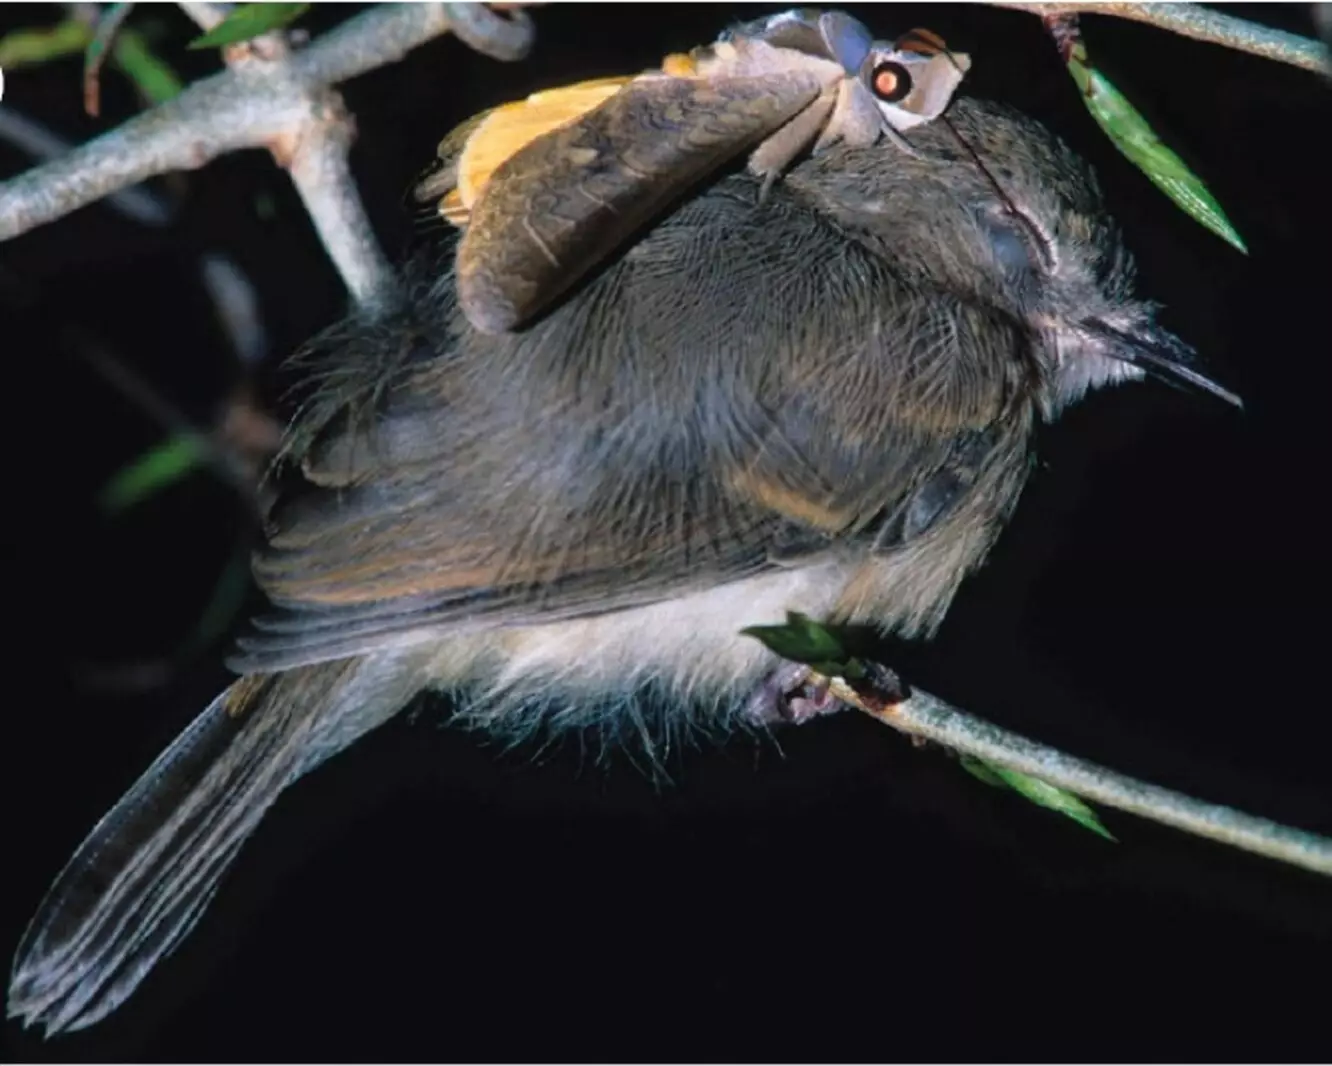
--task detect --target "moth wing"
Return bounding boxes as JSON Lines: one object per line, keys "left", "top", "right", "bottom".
{"left": 412, "top": 107, "right": 496, "bottom": 207}
{"left": 455, "top": 69, "right": 828, "bottom": 334}
{"left": 458, "top": 78, "right": 634, "bottom": 214}
{"left": 413, "top": 76, "right": 633, "bottom": 219}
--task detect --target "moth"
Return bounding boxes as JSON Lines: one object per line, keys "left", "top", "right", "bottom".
{"left": 413, "top": 8, "right": 972, "bottom": 335}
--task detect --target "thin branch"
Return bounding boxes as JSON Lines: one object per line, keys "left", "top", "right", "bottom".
{"left": 83, "top": 2, "right": 136, "bottom": 118}
{"left": 987, "top": 2, "right": 1329, "bottom": 73}
{"left": 826, "top": 678, "right": 1332, "bottom": 878}
{"left": 278, "top": 90, "right": 393, "bottom": 309}
{"left": 0, "top": 103, "right": 270, "bottom": 364}
{"left": 288, "top": 2, "right": 532, "bottom": 84}
{"left": 0, "top": 3, "right": 535, "bottom": 310}
{"left": 74, "top": 335, "right": 258, "bottom": 506}
{"left": 179, "top": 2, "right": 395, "bottom": 310}
{"left": 199, "top": 253, "right": 267, "bottom": 366}
{"left": 0, "top": 106, "right": 171, "bottom": 225}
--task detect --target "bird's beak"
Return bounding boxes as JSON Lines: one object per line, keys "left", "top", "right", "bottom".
{"left": 1082, "top": 317, "right": 1244, "bottom": 410}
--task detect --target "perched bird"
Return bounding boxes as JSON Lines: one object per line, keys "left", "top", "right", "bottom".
{"left": 8, "top": 96, "right": 1238, "bottom": 1036}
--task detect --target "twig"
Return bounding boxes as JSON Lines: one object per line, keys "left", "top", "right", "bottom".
{"left": 280, "top": 91, "right": 393, "bottom": 309}
{"left": 180, "top": 1, "right": 395, "bottom": 311}
{"left": 199, "top": 253, "right": 267, "bottom": 366}
{"left": 0, "top": 105, "right": 274, "bottom": 495}
{"left": 823, "top": 676, "right": 1332, "bottom": 878}
{"left": 0, "top": 106, "right": 171, "bottom": 225}
{"left": 74, "top": 335, "right": 258, "bottom": 506}
{"left": 0, "top": 102, "right": 269, "bottom": 361}
{"left": 0, "top": 3, "right": 535, "bottom": 309}
{"left": 986, "top": 2, "right": 1329, "bottom": 73}
{"left": 83, "top": 3, "right": 136, "bottom": 118}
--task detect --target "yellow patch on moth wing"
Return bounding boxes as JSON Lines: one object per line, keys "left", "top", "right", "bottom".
{"left": 660, "top": 52, "right": 698, "bottom": 77}
{"left": 440, "top": 190, "right": 469, "bottom": 227}
{"left": 565, "top": 147, "right": 601, "bottom": 167}
{"left": 414, "top": 109, "right": 492, "bottom": 205}
{"left": 452, "top": 77, "right": 631, "bottom": 214}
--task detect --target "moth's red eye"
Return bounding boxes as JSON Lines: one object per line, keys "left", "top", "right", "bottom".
{"left": 871, "top": 61, "right": 913, "bottom": 103}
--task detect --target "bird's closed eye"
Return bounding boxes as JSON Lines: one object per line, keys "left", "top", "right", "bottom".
{"left": 984, "top": 207, "right": 1056, "bottom": 279}
{"left": 987, "top": 222, "right": 1032, "bottom": 275}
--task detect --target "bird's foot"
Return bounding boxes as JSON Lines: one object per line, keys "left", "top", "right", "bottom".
{"left": 743, "top": 662, "right": 848, "bottom": 727}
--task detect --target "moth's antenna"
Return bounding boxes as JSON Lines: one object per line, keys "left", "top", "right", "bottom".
{"left": 890, "top": 29, "right": 1022, "bottom": 234}
{"left": 939, "top": 114, "right": 1043, "bottom": 245}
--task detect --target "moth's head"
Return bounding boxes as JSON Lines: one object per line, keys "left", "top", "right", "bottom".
{"left": 715, "top": 8, "right": 971, "bottom": 131}
{"left": 787, "top": 97, "right": 1241, "bottom": 416}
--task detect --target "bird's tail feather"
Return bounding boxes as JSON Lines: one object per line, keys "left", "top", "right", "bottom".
{"left": 8, "top": 654, "right": 423, "bottom": 1036}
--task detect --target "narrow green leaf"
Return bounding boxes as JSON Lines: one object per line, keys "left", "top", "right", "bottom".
{"left": 187, "top": 3, "right": 310, "bottom": 50}
{"left": 112, "top": 30, "right": 184, "bottom": 105}
{"left": 179, "top": 548, "right": 254, "bottom": 658}
{"left": 1066, "top": 46, "right": 1246, "bottom": 253}
{"left": 959, "top": 754, "right": 1008, "bottom": 789}
{"left": 0, "top": 20, "right": 91, "bottom": 68}
{"left": 989, "top": 765, "right": 1118, "bottom": 841}
{"left": 741, "top": 611, "right": 866, "bottom": 679}
{"left": 99, "top": 434, "right": 207, "bottom": 513}
{"left": 83, "top": 3, "right": 135, "bottom": 117}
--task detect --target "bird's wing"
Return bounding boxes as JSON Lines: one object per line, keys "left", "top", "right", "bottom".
{"left": 232, "top": 180, "right": 1026, "bottom": 674}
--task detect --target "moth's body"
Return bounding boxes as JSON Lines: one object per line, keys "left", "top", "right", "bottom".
{"left": 10, "top": 99, "right": 1231, "bottom": 1036}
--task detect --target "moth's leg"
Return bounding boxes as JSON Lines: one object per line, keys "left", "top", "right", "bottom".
{"left": 749, "top": 85, "right": 838, "bottom": 202}
{"left": 808, "top": 78, "right": 929, "bottom": 161}
{"left": 879, "top": 120, "right": 926, "bottom": 160}
{"left": 812, "top": 78, "right": 880, "bottom": 153}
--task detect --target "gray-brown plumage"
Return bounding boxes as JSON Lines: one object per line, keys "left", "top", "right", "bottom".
{"left": 8, "top": 97, "right": 1237, "bottom": 1037}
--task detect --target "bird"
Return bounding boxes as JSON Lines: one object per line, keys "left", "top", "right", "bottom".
{"left": 8, "top": 95, "right": 1240, "bottom": 1036}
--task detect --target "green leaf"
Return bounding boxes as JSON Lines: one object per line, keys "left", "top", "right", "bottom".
{"left": 83, "top": 3, "right": 134, "bottom": 117}
{"left": 112, "top": 30, "right": 184, "bottom": 105}
{"left": 179, "top": 548, "right": 254, "bottom": 659}
{"left": 984, "top": 763, "right": 1117, "bottom": 841}
{"left": 740, "top": 611, "right": 866, "bottom": 679}
{"left": 959, "top": 754, "right": 1008, "bottom": 789}
{"left": 99, "top": 434, "right": 207, "bottom": 513}
{"left": 187, "top": 3, "right": 310, "bottom": 50}
{"left": 0, "top": 19, "right": 91, "bottom": 68}
{"left": 1066, "top": 45, "right": 1246, "bottom": 254}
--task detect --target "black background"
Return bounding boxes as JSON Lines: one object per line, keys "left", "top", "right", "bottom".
{"left": 3, "top": 3, "right": 1330, "bottom": 1061}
